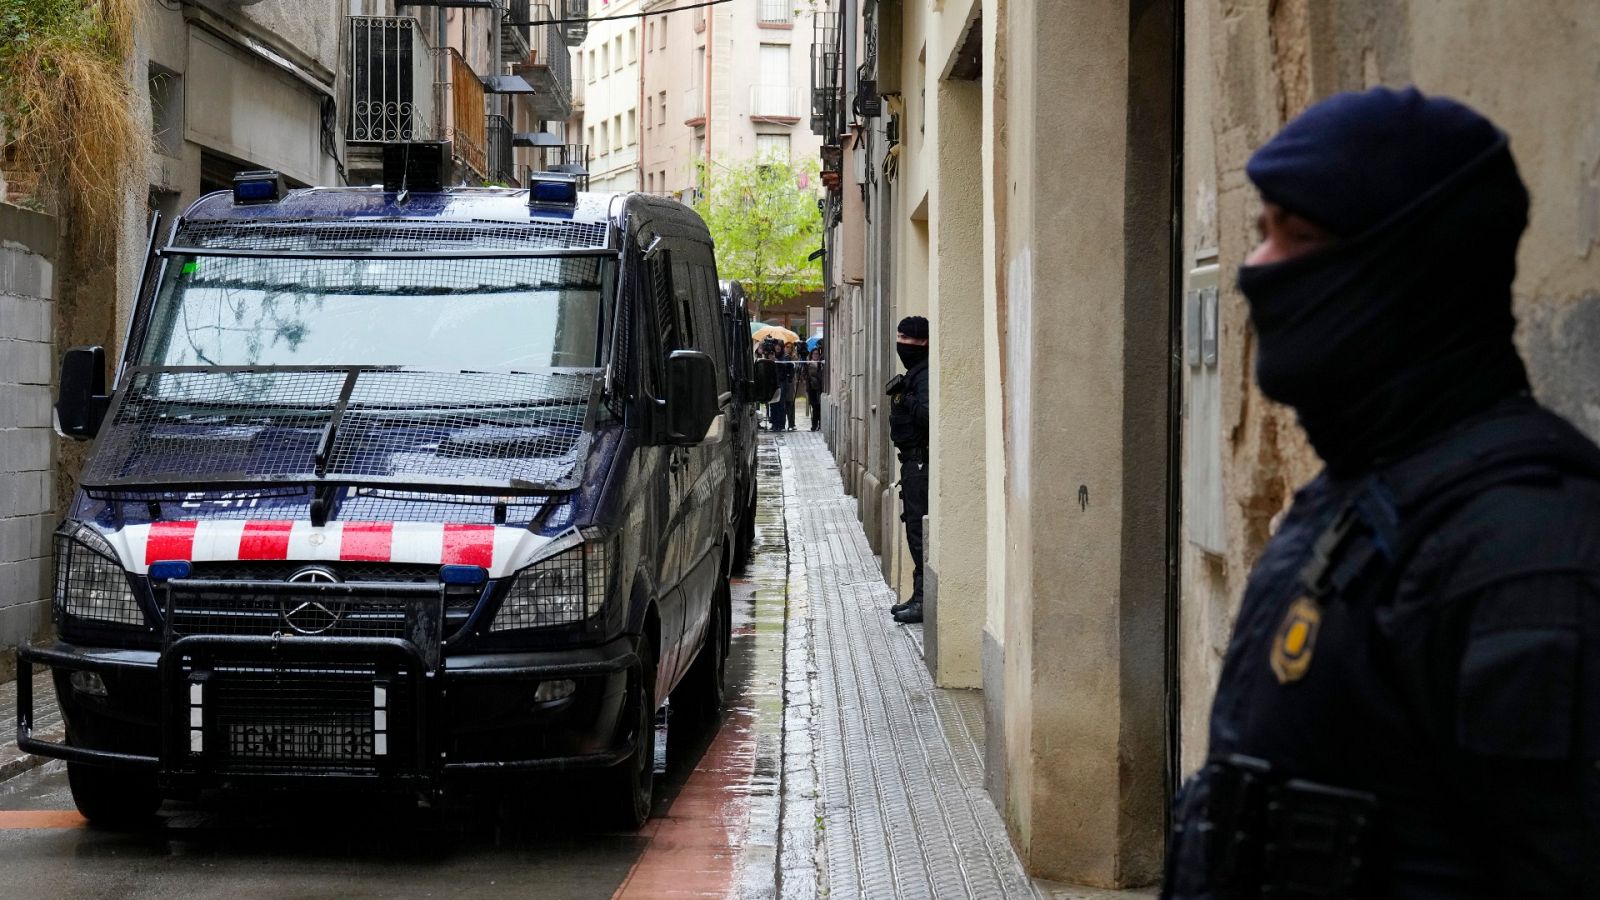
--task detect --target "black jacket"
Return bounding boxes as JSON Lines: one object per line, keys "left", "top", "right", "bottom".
{"left": 888, "top": 361, "right": 928, "bottom": 450}
{"left": 1169, "top": 398, "right": 1600, "bottom": 898}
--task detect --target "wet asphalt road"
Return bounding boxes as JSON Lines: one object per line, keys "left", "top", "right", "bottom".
{"left": 0, "top": 451, "right": 790, "bottom": 900}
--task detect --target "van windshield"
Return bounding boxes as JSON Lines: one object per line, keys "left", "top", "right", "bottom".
{"left": 139, "top": 254, "right": 613, "bottom": 371}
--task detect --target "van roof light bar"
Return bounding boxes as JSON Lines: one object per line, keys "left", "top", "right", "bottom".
{"left": 528, "top": 173, "right": 580, "bottom": 210}
{"left": 232, "top": 171, "right": 285, "bottom": 205}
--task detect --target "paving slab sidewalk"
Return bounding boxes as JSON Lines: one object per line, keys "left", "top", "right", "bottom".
{"left": 772, "top": 432, "right": 1040, "bottom": 900}
{"left": 0, "top": 664, "right": 62, "bottom": 783}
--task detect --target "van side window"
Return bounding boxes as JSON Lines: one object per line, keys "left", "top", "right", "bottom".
{"left": 671, "top": 259, "right": 697, "bottom": 352}
{"left": 643, "top": 251, "right": 677, "bottom": 401}
{"left": 694, "top": 266, "right": 730, "bottom": 394}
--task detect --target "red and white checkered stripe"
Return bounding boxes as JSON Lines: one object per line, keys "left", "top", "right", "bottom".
{"left": 94, "top": 521, "right": 549, "bottom": 579}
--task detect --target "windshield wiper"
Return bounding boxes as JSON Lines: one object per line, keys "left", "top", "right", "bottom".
{"left": 309, "top": 369, "right": 362, "bottom": 526}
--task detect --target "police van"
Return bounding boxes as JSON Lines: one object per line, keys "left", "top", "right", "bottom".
{"left": 22, "top": 153, "right": 759, "bottom": 828}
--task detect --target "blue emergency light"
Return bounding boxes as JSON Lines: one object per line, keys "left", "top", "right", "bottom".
{"left": 148, "top": 560, "right": 193, "bottom": 581}
{"left": 528, "top": 174, "right": 580, "bottom": 209}
{"left": 440, "top": 564, "right": 488, "bottom": 586}
{"left": 232, "top": 170, "right": 285, "bottom": 205}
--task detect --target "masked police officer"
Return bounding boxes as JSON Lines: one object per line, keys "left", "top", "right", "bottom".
{"left": 888, "top": 316, "right": 930, "bottom": 624}
{"left": 1165, "top": 87, "right": 1600, "bottom": 897}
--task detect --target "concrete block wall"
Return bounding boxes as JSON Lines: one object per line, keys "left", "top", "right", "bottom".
{"left": 0, "top": 203, "right": 57, "bottom": 679}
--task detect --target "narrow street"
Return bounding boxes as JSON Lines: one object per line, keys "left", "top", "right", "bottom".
{"left": 0, "top": 434, "right": 1085, "bottom": 899}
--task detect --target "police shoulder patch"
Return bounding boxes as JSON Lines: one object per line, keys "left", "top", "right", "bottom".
{"left": 1269, "top": 595, "right": 1322, "bottom": 684}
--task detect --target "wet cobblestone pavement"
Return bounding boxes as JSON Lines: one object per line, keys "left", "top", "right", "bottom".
{"left": 770, "top": 432, "right": 1040, "bottom": 900}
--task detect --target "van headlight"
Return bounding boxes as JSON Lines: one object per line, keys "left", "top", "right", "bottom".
{"left": 54, "top": 522, "right": 144, "bottom": 627}
{"left": 491, "top": 530, "right": 614, "bottom": 631}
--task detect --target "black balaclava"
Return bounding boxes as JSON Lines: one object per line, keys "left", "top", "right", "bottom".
{"left": 1239, "top": 87, "right": 1531, "bottom": 477}
{"left": 897, "top": 315, "right": 929, "bottom": 370}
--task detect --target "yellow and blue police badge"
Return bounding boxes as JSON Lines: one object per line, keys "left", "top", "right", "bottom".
{"left": 1269, "top": 595, "right": 1322, "bottom": 683}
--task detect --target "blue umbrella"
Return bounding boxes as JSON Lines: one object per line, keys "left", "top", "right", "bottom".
{"left": 806, "top": 335, "right": 822, "bottom": 352}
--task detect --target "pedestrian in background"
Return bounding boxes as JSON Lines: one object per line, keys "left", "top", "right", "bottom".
{"left": 806, "top": 342, "right": 824, "bottom": 431}
{"left": 888, "top": 317, "right": 929, "bottom": 624}
{"left": 767, "top": 341, "right": 793, "bottom": 431}
{"left": 1164, "top": 87, "right": 1600, "bottom": 897}
{"left": 779, "top": 342, "right": 798, "bottom": 431}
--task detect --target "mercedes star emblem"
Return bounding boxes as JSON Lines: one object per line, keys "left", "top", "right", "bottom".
{"left": 282, "top": 566, "right": 343, "bottom": 635}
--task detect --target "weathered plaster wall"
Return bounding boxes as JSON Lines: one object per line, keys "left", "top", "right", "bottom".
{"left": 1178, "top": 0, "right": 1600, "bottom": 773}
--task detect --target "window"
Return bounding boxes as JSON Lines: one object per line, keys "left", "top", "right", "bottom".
{"left": 659, "top": 170, "right": 667, "bottom": 193}
{"left": 645, "top": 96, "right": 653, "bottom": 129}
{"left": 587, "top": 125, "right": 597, "bottom": 150}
{"left": 626, "top": 110, "right": 637, "bottom": 145}
{"left": 759, "top": 0, "right": 793, "bottom": 24}
{"left": 613, "top": 114, "right": 623, "bottom": 150}
{"left": 659, "top": 91, "right": 667, "bottom": 125}
{"left": 647, "top": 21, "right": 654, "bottom": 52}
{"left": 588, "top": 50, "right": 597, "bottom": 82}
{"left": 600, "top": 44, "right": 609, "bottom": 74}
{"left": 599, "top": 121, "right": 610, "bottom": 154}
{"left": 614, "top": 37, "right": 624, "bottom": 71}
{"left": 659, "top": 16, "right": 668, "bottom": 50}
{"left": 756, "top": 133, "right": 790, "bottom": 159}
{"left": 646, "top": 172, "right": 654, "bottom": 192}
{"left": 628, "top": 27, "right": 638, "bottom": 64}
{"left": 755, "top": 43, "right": 790, "bottom": 116}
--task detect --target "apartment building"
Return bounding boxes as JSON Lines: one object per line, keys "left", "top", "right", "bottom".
{"left": 573, "top": 0, "right": 823, "bottom": 199}
{"left": 574, "top": 0, "right": 642, "bottom": 193}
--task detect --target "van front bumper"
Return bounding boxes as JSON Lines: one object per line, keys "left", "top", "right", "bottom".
{"left": 17, "top": 635, "right": 639, "bottom": 789}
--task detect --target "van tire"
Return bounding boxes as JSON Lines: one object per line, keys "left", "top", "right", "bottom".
{"left": 604, "top": 637, "right": 656, "bottom": 831}
{"left": 732, "top": 491, "right": 757, "bottom": 574}
{"left": 674, "top": 575, "right": 730, "bottom": 724}
{"left": 67, "top": 762, "right": 161, "bottom": 827}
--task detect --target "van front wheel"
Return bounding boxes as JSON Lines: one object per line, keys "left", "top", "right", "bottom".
{"left": 67, "top": 762, "right": 161, "bottom": 827}
{"left": 603, "top": 638, "right": 656, "bottom": 830}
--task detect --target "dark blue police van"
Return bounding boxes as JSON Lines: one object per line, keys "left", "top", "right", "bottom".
{"left": 21, "top": 156, "right": 759, "bottom": 829}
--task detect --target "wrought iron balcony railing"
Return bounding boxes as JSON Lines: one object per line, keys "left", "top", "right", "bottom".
{"left": 515, "top": 2, "right": 572, "bottom": 120}
{"left": 486, "top": 114, "right": 515, "bottom": 185}
{"left": 750, "top": 84, "right": 805, "bottom": 120}
{"left": 348, "top": 16, "right": 437, "bottom": 143}
{"left": 527, "top": 143, "right": 589, "bottom": 191}
{"left": 810, "top": 11, "right": 843, "bottom": 138}
{"left": 440, "top": 48, "right": 487, "bottom": 178}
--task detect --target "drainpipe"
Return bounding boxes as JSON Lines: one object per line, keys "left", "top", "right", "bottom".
{"left": 703, "top": 3, "right": 712, "bottom": 176}
{"left": 638, "top": 2, "right": 647, "bottom": 189}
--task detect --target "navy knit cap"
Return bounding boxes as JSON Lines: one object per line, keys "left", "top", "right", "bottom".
{"left": 897, "top": 315, "right": 929, "bottom": 341}
{"left": 1246, "top": 86, "right": 1503, "bottom": 237}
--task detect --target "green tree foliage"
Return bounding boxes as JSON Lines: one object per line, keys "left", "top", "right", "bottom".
{"left": 694, "top": 152, "right": 823, "bottom": 309}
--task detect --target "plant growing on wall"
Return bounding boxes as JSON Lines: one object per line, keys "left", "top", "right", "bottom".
{"left": 694, "top": 152, "right": 824, "bottom": 309}
{"left": 0, "top": 0, "right": 142, "bottom": 232}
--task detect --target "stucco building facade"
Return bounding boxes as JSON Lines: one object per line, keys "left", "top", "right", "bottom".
{"left": 817, "top": 0, "right": 1600, "bottom": 889}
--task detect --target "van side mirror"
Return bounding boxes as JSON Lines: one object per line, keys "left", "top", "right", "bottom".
{"left": 745, "top": 358, "right": 777, "bottom": 403}
{"left": 666, "top": 350, "right": 719, "bottom": 444}
{"left": 55, "top": 346, "right": 110, "bottom": 440}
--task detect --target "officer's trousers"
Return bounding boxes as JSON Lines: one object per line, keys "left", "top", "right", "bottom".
{"left": 899, "top": 450, "right": 928, "bottom": 605}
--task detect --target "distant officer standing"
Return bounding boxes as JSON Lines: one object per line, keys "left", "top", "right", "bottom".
{"left": 888, "top": 316, "right": 930, "bottom": 624}
{"left": 1165, "top": 87, "right": 1600, "bottom": 897}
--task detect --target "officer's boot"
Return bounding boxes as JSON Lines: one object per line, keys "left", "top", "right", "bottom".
{"left": 893, "top": 601, "right": 923, "bottom": 624}
{"left": 890, "top": 598, "right": 913, "bottom": 615}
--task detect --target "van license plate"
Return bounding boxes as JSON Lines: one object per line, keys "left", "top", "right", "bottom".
{"left": 227, "top": 722, "right": 373, "bottom": 761}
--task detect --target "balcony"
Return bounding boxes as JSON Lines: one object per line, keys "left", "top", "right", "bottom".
{"left": 441, "top": 48, "right": 488, "bottom": 179}
{"left": 502, "top": 0, "right": 532, "bottom": 62}
{"left": 683, "top": 86, "right": 705, "bottom": 126}
{"left": 487, "top": 114, "right": 515, "bottom": 185}
{"left": 561, "top": 0, "right": 589, "bottom": 44}
{"left": 750, "top": 84, "right": 804, "bottom": 122}
{"left": 511, "top": 2, "right": 573, "bottom": 121}
{"left": 347, "top": 17, "right": 437, "bottom": 144}
{"left": 758, "top": 0, "right": 793, "bottom": 26}
{"left": 811, "top": 11, "right": 843, "bottom": 138}
{"left": 526, "top": 143, "right": 590, "bottom": 190}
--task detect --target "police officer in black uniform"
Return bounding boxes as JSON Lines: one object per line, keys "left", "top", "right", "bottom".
{"left": 888, "top": 316, "right": 930, "bottom": 624}
{"left": 1165, "top": 87, "right": 1600, "bottom": 898}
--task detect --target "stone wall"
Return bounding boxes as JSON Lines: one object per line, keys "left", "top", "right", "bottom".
{"left": 0, "top": 203, "right": 58, "bottom": 678}
{"left": 1177, "top": 0, "right": 1600, "bottom": 773}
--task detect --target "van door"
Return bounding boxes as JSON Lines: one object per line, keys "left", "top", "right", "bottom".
{"left": 643, "top": 248, "right": 688, "bottom": 686}
{"left": 673, "top": 258, "right": 732, "bottom": 672}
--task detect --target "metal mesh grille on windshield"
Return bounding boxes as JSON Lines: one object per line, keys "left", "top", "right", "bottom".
{"left": 83, "top": 367, "right": 600, "bottom": 492}
{"left": 171, "top": 219, "right": 610, "bottom": 253}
